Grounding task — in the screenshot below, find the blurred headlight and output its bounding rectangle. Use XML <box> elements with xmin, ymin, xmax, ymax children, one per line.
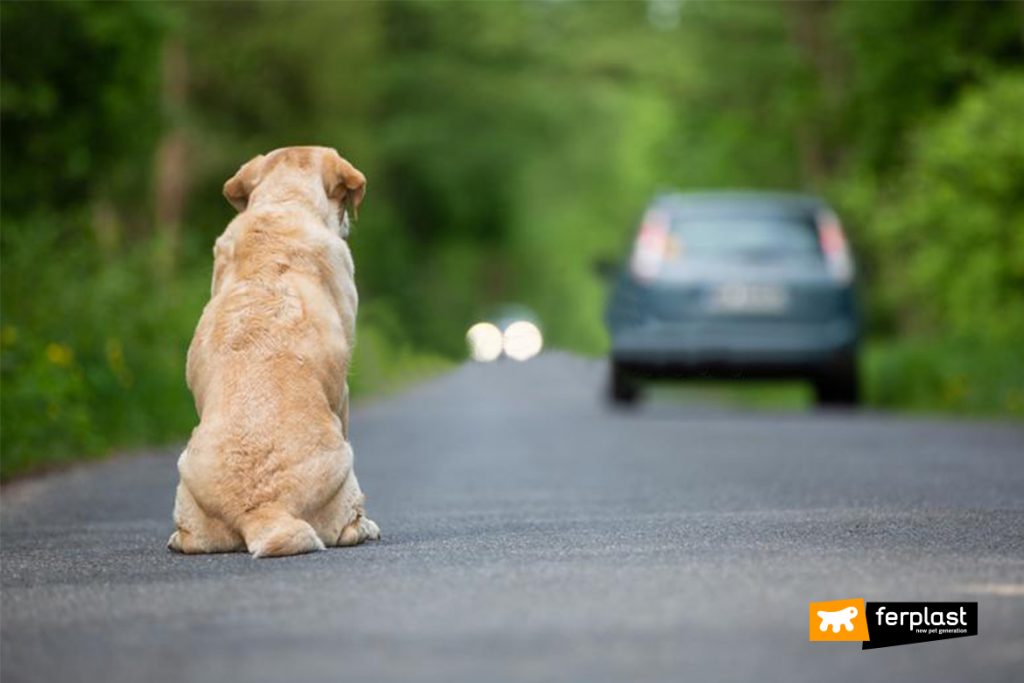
<box><xmin>466</xmin><ymin>322</ymin><xmax>503</xmax><ymax>362</ymax></box>
<box><xmin>502</xmin><ymin>320</ymin><xmax>543</xmax><ymax>361</ymax></box>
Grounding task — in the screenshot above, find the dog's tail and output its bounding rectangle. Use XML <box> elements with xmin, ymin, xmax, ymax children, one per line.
<box><xmin>240</xmin><ymin>505</ymin><xmax>325</xmax><ymax>559</ymax></box>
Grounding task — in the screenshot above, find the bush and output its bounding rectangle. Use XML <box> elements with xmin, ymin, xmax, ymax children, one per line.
<box><xmin>348</xmin><ymin>298</ymin><xmax>453</xmax><ymax>398</ymax></box>
<box><xmin>0</xmin><ymin>217</ymin><xmax>448</xmax><ymax>479</ymax></box>
<box><xmin>1</xmin><ymin>218</ymin><xmax>205</xmax><ymax>477</ymax></box>
<box><xmin>869</xmin><ymin>73</ymin><xmax>1024</xmax><ymax>343</ymax></box>
<box><xmin>864</xmin><ymin>340</ymin><xmax>1024</xmax><ymax>417</ymax></box>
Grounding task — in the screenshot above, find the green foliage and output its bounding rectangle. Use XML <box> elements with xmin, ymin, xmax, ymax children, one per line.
<box><xmin>834</xmin><ymin>0</ymin><xmax>1024</xmax><ymax>173</ymax></box>
<box><xmin>0</xmin><ymin>0</ymin><xmax>167</xmax><ymax>214</ymax></box>
<box><xmin>1</xmin><ymin>218</ymin><xmax>208</xmax><ymax>477</ymax></box>
<box><xmin>867</xmin><ymin>73</ymin><xmax>1024</xmax><ymax>343</ymax></box>
<box><xmin>865</xmin><ymin>339</ymin><xmax>1024</xmax><ymax>417</ymax></box>
<box><xmin>0</xmin><ymin>218</ymin><xmax>448</xmax><ymax>478</ymax></box>
<box><xmin>3</xmin><ymin>1</ymin><xmax>1023</xmax><ymax>477</ymax></box>
<box><xmin>348</xmin><ymin>308</ymin><xmax>453</xmax><ymax>399</ymax></box>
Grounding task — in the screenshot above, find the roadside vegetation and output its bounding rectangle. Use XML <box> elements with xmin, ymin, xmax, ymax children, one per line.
<box><xmin>2</xmin><ymin>1</ymin><xmax>1021</xmax><ymax>478</ymax></box>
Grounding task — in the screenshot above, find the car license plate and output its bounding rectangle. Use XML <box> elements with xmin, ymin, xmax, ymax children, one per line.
<box><xmin>708</xmin><ymin>283</ymin><xmax>788</xmax><ymax>313</ymax></box>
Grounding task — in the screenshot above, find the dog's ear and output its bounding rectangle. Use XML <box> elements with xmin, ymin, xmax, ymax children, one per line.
<box><xmin>223</xmin><ymin>154</ymin><xmax>266</xmax><ymax>212</ymax></box>
<box><xmin>322</xmin><ymin>150</ymin><xmax>366</xmax><ymax>222</ymax></box>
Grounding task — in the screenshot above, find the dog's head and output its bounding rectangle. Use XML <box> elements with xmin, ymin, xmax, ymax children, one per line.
<box><xmin>223</xmin><ymin>146</ymin><xmax>366</xmax><ymax>233</ymax></box>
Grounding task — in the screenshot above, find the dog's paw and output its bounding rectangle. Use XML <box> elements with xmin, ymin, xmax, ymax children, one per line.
<box><xmin>167</xmin><ymin>530</ymin><xmax>184</xmax><ymax>553</ymax></box>
<box><xmin>337</xmin><ymin>515</ymin><xmax>380</xmax><ymax>546</ymax></box>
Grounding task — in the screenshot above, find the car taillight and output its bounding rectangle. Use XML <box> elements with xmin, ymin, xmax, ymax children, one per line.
<box><xmin>631</xmin><ymin>209</ymin><xmax>671</xmax><ymax>281</ymax></box>
<box><xmin>817</xmin><ymin>211</ymin><xmax>854</xmax><ymax>283</ymax></box>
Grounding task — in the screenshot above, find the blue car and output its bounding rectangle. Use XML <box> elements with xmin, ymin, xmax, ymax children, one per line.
<box><xmin>605</xmin><ymin>192</ymin><xmax>860</xmax><ymax>406</ymax></box>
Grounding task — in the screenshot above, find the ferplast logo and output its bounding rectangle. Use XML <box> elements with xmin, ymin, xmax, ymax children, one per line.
<box><xmin>809</xmin><ymin>599</ymin><xmax>869</xmax><ymax>642</ymax></box>
<box><xmin>809</xmin><ymin>599</ymin><xmax>978</xmax><ymax>649</ymax></box>
<box><xmin>863</xmin><ymin>602</ymin><xmax>978</xmax><ymax>649</ymax></box>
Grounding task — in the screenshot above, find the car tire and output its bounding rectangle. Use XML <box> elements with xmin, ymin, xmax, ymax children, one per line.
<box><xmin>609</xmin><ymin>362</ymin><xmax>641</xmax><ymax>406</ymax></box>
<box><xmin>813</xmin><ymin>354</ymin><xmax>861</xmax><ymax>407</ymax></box>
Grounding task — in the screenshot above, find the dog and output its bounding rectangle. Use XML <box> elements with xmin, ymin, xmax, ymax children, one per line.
<box><xmin>168</xmin><ymin>146</ymin><xmax>380</xmax><ymax>558</ymax></box>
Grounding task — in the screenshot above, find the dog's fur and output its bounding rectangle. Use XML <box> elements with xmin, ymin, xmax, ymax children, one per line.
<box><xmin>168</xmin><ymin>146</ymin><xmax>379</xmax><ymax>558</ymax></box>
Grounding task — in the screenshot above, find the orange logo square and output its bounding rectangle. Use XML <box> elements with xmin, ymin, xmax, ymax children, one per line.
<box><xmin>809</xmin><ymin>598</ymin><xmax>870</xmax><ymax>642</ymax></box>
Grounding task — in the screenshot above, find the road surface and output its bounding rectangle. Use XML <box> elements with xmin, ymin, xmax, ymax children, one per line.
<box><xmin>2</xmin><ymin>353</ymin><xmax>1023</xmax><ymax>682</ymax></box>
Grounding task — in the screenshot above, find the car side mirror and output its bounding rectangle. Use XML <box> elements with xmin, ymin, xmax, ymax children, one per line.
<box><xmin>593</xmin><ymin>259</ymin><xmax>619</xmax><ymax>281</ymax></box>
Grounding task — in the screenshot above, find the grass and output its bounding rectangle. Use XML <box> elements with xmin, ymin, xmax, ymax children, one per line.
<box><xmin>863</xmin><ymin>339</ymin><xmax>1024</xmax><ymax>418</ymax></box>
<box><xmin>644</xmin><ymin>339</ymin><xmax>1023</xmax><ymax>418</ymax></box>
<box><xmin>0</xmin><ymin>223</ymin><xmax>453</xmax><ymax>481</ymax></box>
<box><xmin>651</xmin><ymin>381</ymin><xmax>813</xmax><ymax>411</ymax></box>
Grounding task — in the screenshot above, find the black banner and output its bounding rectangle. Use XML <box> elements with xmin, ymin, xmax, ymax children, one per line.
<box><xmin>863</xmin><ymin>602</ymin><xmax>978</xmax><ymax>650</ymax></box>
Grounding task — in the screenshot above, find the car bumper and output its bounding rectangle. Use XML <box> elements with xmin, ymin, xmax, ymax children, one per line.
<box><xmin>610</xmin><ymin>318</ymin><xmax>857</xmax><ymax>377</ymax></box>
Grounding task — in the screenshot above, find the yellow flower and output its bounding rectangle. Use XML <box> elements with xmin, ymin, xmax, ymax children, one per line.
<box><xmin>1007</xmin><ymin>390</ymin><xmax>1024</xmax><ymax>416</ymax></box>
<box><xmin>940</xmin><ymin>374</ymin><xmax>969</xmax><ymax>406</ymax></box>
<box><xmin>1</xmin><ymin>326</ymin><xmax>17</xmax><ymax>346</ymax></box>
<box><xmin>45</xmin><ymin>343</ymin><xmax>74</xmax><ymax>367</ymax></box>
<box><xmin>105</xmin><ymin>338</ymin><xmax>133</xmax><ymax>387</ymax></box>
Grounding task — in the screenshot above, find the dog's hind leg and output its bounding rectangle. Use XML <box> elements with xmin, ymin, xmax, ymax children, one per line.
<box><xmin>304</xmin><ymin>443</ymin><xmax>380</xmax><ymax>548</ymax></box>
<box><xmin>168</xmin><ymin>481</ymin><xmax>244</xmax><ymax>554</ymax></box>
<box><xmin>338</xmin><ymin>513</ymin><xmax>381</xmax><ymax>546</ymax></box>
<box><xmin>332</xmin><ymin>471</ymin><xmax>381</xmax><ymax>547</ymax></box>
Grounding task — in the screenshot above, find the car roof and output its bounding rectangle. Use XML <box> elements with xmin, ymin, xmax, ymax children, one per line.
<box><xmin>650</xmin><ymin>191</ymin><xmax>829</xmax><ymax>218</ymax></box>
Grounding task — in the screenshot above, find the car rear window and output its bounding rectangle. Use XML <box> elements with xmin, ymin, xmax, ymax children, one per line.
<box><xmin>669</xmin><ymin>215</ymin><xmax>820</xmax><ymax>259</ymax></box>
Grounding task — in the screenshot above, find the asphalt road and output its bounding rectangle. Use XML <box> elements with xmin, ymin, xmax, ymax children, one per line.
<box><xmin>2</xmin><ymin>353</ymin><xmax>1023</xmax><ymax>683</ymax></box>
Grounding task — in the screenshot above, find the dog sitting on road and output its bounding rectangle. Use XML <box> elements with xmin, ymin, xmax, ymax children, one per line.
<box><xmin>168</xmin><ymin>146</ymin><xmax>380</xmax><ymax>558</ymax></box>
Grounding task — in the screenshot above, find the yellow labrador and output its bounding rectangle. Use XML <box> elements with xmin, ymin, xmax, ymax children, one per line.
<box><xmin>169</xmin><ymin>146</ymin><xmax>380</xmax><ymax>558</ymax></box>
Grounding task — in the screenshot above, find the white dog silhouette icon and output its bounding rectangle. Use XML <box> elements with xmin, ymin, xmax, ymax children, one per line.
<box><xmin>817</xmin><ymin>606</ymin><xmax>858</xmax><ymax>633</ymax></box>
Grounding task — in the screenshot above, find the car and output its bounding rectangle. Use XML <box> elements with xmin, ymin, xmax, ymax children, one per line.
<box><xmin>604</xmin><ymin>191</ymin><xmax>860</xmax><ymax>406</ymax></box>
